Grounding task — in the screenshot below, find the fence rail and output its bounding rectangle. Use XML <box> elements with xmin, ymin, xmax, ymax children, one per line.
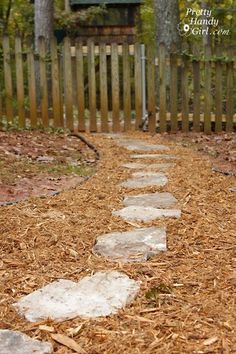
<box><xmin>0</xmin><ymin>35</ymin><xmax>235</xmax><ymax>133</ymax></box>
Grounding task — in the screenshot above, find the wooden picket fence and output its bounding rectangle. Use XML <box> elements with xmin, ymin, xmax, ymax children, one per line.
<box><xmin>0</xmin><ymin>35</ymin><xmax>235</xmax><ymax>133</ymax></box>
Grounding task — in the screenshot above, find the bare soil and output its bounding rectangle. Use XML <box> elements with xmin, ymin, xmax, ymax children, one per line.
<box><xmin>0</xmin><ymin>132</ymin><xmax>235</xmax><ymax>353</ymax></box>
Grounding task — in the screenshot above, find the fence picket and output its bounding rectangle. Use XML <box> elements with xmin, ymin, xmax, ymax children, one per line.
<box><xmin>27</xmin><ymin>43</ymin><xmax>37</xmax><ymax>128</ymax></box>
<box><xmin>87</xmin><ymin>40</ymin><xmax>97</xmax><ymax>132</ymax></box>
<box><xmin>123</xmin><ymin>43</ymin><xmax>131</xmax><ymax>131</ymax></box>
<box><xmin>134</xmin><ymin>43</ymin><xmax>142</xmax><ymax>129</ymax></box>
<box><xmin>182</xmin><ymin>54</ymin><xmax>189</xmax><ymax>132</ymax></box>
<box><xmin>111</xmin><ymin>43</ymin><xmax>120</xmax><ymax>132</ymax></box>
<box><xmin>38</xmin><ymin>36</ymin><xmax>49</xmax><ymax>127</ymax></box>
<box><xmin>192</xmin><ymin>45</ymin><xmax>200</xmax><ymax>132</ymax></box>
<box><xmin>215</xmin><ymin>46</ymin><xmax>222</xmax><ymax>133</ymax></box>
<box><xmin>76</xmin><ymin>41</ymin><xmax>85</xmax><ymax>132</ymax></box>
<box><xmin>159</xmin><ymin>43</ymin><xmax>166</xmax><ymax>132</ymax></box>
<box><xmin>51</xmin><ymin>37</ymin><xmax>63</xmax><ymax>128</ymax></box>
<box><xmin>226</xmin><ymin>47</ymin><xmax>233</xmax><ymax>132</ymax></box>
<box><xmin>3</xmin><ymin>35</ymin><xmax>14</xmax><ymax>124</ymax></box>
<box><xmin>147</xmin><ymin>45</ymin><xmax>156</xmax><ymax>133</ymax></box>
<box><xmin>15</xmin><ymin>36</ymin><xmax>25</xmax><ymax>128</ymax></box>
<box><xmin>170</xmin><ymin>48</ymin><xmax>178</xmax><ymax>132</ymax></box>
<box><xmin>99</xmin><ymin>43</ymin><xmax>108</xmax><ymax>132</ymax></box>
<box><xmin>204</xmin><ymin>45</ymin><xmax>212</xmax><ymax>133</ymax></box>
<box><xmin>63</xmin><ymin>37</ymin><xmax>73</xmax><ymax>130</ymax></box>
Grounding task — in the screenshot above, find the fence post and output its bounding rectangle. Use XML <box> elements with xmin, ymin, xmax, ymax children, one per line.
<box><xmin>3</xmin><ymin>35</ymin><xmax>14</xmax><ymax>125</ymax></box>
<box><xmin>215</xmin><ymin>45</ymin><xmax>222</xmax><ymax>132</ymax></box>
<box><xmin>204</xmin><ymin>45</ymin><xmax>212</xmax><ymax>133</ymax></box>
<box><xmin>99</xmin><ymin>42</ymin><xmax>108</xmax><ymax>132</ymax></box>
<box><xmin>147</xmin><ymin>45</ymin><xmax>156</xmax><ymax>133</ymax></box>
<box><xmin>134</xmin><ymin>43</ymin><xmax>142</xmax><ymax>129</ymax></box>
<box><xmin>159</xmin><ymin>43</ymin><xmax>166</xmax><ymax>132</ymax></box>
<box><xmin>51</xmin><ymin>37</ymin><xmax>63</xmax><ymax>128</ymax></box>
<box><xmin>38</xmin><ymin>36</ymin><xmax>49</xmax><ymax>127</ymax></box>
<box><xmin>111</xmin><ymin>43</ymin><xmax>120</xmax><ymax>132</ymax></box>
<box><xmin>123</xmin><ymin>43</ymin><xmax>131</xmax><ymax>131</ymax></box>
<box><xmin>192</xmin><ymin>44</ymin><xmax>200</xmax><ymax>132</ymax></box>
<box><xmin>170</xmin><ymin>46</ymin><xmax>178</xmax><ymax>132</ymax></box>
<box><xmin>226</xmin><ymin>46</ymin><xmax>233</xmax><ymax>132</ymax></box>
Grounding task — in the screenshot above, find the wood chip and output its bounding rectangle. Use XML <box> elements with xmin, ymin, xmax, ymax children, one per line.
<box><xmin>51</xmin><ymin>333</ymin><xmax>85</xmax><ymax>353</ymax></box>
<box><xmin>203</xmin><ymin>336</ymin><xmax>218</xmax><ymax>346</ymax></box>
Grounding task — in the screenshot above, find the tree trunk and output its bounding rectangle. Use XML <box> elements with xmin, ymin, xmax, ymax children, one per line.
<box><xmin>35</xmin><ymin>0</ymin><xmax>54</xmax><ymax>51</ymax></box>
<box><xmin>154</xmin><ymin>0</ymin><xmax>181</xmax><ymax>52</ymax></box>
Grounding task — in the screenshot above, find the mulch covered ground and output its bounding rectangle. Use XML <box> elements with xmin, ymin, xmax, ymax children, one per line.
<box><xmin>0</xmin><ymin>131</ymin><xmax>235</xmax><ymax>353</ymax></box>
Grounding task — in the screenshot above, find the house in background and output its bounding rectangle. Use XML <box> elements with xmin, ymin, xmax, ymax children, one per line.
<box><xmin>69</xmin><ymin>0</ymin><xmax>142</xmax><ymax>43</ymax></box>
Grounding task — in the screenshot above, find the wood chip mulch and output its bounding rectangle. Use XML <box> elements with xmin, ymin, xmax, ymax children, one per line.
<box><xmin>0</xmin><ymin>132</ymin><xmax>235</xmax><ymax>354</ymax></box>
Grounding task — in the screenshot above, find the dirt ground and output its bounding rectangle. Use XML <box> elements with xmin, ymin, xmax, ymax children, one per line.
<box><xmin>0</xmin><ymin>131</ymin><xmax>235</xmax><ymax>354</ymax></box>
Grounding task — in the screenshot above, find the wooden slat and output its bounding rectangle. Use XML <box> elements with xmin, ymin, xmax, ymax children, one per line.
<box><xmin>111</xmin><ymin>43</ymin><xmax>120</xmax><ymax>132</ymax></box>
<box><xmin>27</xmin><ymin>43</ymin><xmax>37</xmax><ymax>128</ymax></box>
<box><xmin>99</xmin><ymin>42</ymin><xmax>108</xmax><ymax>132</ymax></box>
<box><xmin>38</xmin><ymin>36</ymin><xmax>49</xmax><ymax>127</ymax></box>
<box><xmin>203</xmin><ymin>45</ymin><xmax>212</xmax><ymax>133</ymax></box>
<box><xmin>215</xmin><ymin>45</ymin><xmax>222</xmax><ymax>132</ymax></box>
<box><xmin>15</xmin><ymin>36</ymin><xmax>25</xmax><ymax>128</ymax></box>
<box><xmin>170</xmin><ymin>48</ymin><xmax>178</xmax><ymax>132</ymax></box>
<box><xmin>63</xmin><ymin>37</ymin><xmax>73</xmax><ymax>130</ymax></box>
<box><xmin>226</xmin><ymin>47</ymin><xmax>233</xmax><ymax>132</ymax></box>
<box><xmin>0</xmin><ymin>72</ymin><xmax>3</xmax><ymax>125</ymax></box>
<box><xmin>192</xmin><ymin>45</ymin><xmax>200</xmax><ymax>132</ymax></box>
<box><xmin>181</xmin><ymin>54</ymin><xmax>189</xmax><ymax>132</ymax></box>
<box><xmin>3</xmin><ymin>35</ymin><xmax>14</xmax><ymax>124</ymax></box>
<box><xmin>123</xmin><ymin>43</ymin><xmax>131</xmax><ymax>131</ymax></box>
<box><xmin>87</xmin><ymin>40</ymin><xmax>97</xmax><ymax>132</ymax></box>
<box><xmin>147</xmin><ymin>45</ymin><xmax>156</xmax><ymax>133</ymax></box>
<box><xmin>76</xmin><ymin>40</ymin><xmax>85</xmax><ymax>132</ymax></box>
<box><xmin>134</xmin><ymin>43</ymin><xmax>142</xmax><ymax>129</ymax></box>
<box><xmin>159</xmin><ymin>43</ymin><xmax>166</xmax><ymax>132</ymax></box>
<box><xmin>51</xmin><ymin>37</ymin><xmax>63</xmax><ymax>128</ymax></box>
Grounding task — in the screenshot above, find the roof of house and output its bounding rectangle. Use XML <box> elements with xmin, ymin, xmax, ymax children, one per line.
<box><xmin>70</xmin><ymin>0</ymin><xmax>142</xmax><ymax>5</ymax></box>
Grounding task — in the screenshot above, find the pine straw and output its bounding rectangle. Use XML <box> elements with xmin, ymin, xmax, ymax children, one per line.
<box><xmin>0</xmin><ymin>132</ymin><xmax>235</xmax><ymax>354</ymax></box>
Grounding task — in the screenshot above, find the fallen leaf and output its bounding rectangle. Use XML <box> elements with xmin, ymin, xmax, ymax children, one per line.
<box><xmin>51</xmin><ymin>333</ymin><xmax>85</xmax><ymax>353</ymax></box>
<box><xmin>203</xmin><ymin>336</ymin><xmax>218</xmax><ymax>346</ymax></box>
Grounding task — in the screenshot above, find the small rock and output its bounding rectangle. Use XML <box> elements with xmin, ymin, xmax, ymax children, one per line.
<box><xmin>0</xmin><ymin>330</ymin><xmax>53</xmax><ymax>354</ymax></box>
<box><xmin>229</xmin><ymin>187</ymin><xmax>236</xmax><ymax>192</ymax></box>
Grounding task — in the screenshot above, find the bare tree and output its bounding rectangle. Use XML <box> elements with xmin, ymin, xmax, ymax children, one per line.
<box><xmin>154</xmin><ymin>0</ymin><xmax>181</xmax><ymax>51</ymax></box>
<box><xmin>35</xmin><ymin>0</ymin><xmax>54</xmax><ymax>50</ymax></box>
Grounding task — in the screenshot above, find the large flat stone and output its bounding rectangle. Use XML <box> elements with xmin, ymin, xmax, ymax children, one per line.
<box><xmin>119</xmin><ymin>142</ymin><xmax>169</xmax><ymax>151</ymax></box>
<box><xmin>130</xmin><ymin>154</ymin><xmax>176</xmax><ymax>160</ymax></box>
<box><xmin>0</xmin><ymin>330</ymin><xmax>53</xmax><ymax>354</ymax></box>
<box><xmin>93</xmin><ymin>227</ymin><xmax>166</xmax><ymax>263</ymax></box>
<box><xmin>123</xmin><ymin>192</ymin><xmax>178</xmax><ymax>208</ymax></box>
<box><xmin>122</xmin><ymin>162</ymin><xmax>174</xmax><ymax>172</ymax></box>
<box><xmin>14</xmin><ymin>271</ymin><xmax>140</xmax><ymax>322</ymax></box>
<box><xmin>113</xmin><ymin>206</ymin><xmax>181</xmax><ymax>222</ymax></box>
<box><xmin>120</xmin><ymin>172</ymin><xmax>168</xmax><ymax>189</ymax></box>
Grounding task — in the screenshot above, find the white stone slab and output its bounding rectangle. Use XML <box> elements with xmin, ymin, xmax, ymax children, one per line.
<box><xmin>14</xmin><ymin>271</ymin><xmax>140</xmax><ymax>322</ymax></box>
<box><xmin>0</xmin><ymin>330</ymin><xmax>53</xmax><ymax>354</ymax></box>
<box><xmin>120</xmin><ymin>174</ymin><xmax>168</xmax><ymax>188</ymax></box>
<box><xmin>113</xmin><ymin>206</ymin><xmax>181</xmax><ymax>222</ymax></box>
<box><xmin>120</xmin><ymin>143</ymin><xmax>169</xmax><ymax>151</ymax></box>
<box><xmin>122</xmin><ymin>162</ymin><xmax>174</xmax><ymax>172</ymax></box>
<box><xmin>130</xmin><ymin>154</ymin><xmax>176</xmax><ymax>160</ymax></box>
<box><xmin>123</xmin><ymin>192</ymin><xmax>178</xmax><ymax>208</ymax></box>
<box><xmin>93</xmin><ymin>227</ymin><xmax>166</xmax><ymax>263</ymax></box>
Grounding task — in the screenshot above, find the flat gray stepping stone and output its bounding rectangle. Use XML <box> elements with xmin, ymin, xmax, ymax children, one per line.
<box><xmin>93</xmin><ymin>227</ymin><xmax>166</xmax><ymax>263</ymax></box>
<box><xmin>122</xmin><ymin>162</ymin><xmax>174</xmax><ymax>172</ymax></box>
<box><xmin>123</xmin><ymin>192</ymin><xmax>178</xmax><ymax>208</ymax></box>
<box><xmin>119</xmin><ymin>142</ymin><xmax>169</xmax><ymax>151</ymax></box>
<box><xmin>14</xmin><ymin>271</ymin><xmax>139</xmax><ymax>322</ymax></box>
<box><xmin>0</xmin><ymin>330</ymin><xmax>53</xmax><ymax>354</ymax></box>
<box><xmin>130</xmin><ymin>154</ymin><xmax>176</xmax><ymax>160</ymax></box>
<box><xmin>113</xmin><ymin>206</ymin><xmax>181</xmax><ymax>222</ymax></box>
<box><xmin>120</xmin><ymin>173</ymin><xmax>168</xmax><ymax>188</ymax></box>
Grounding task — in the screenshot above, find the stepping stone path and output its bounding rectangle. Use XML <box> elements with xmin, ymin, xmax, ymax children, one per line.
<box><xmin>0</xmin><ymin>330</ymin><xmax>53</xmax><ymax>354</ymax></box>
<box><xmin>93</xmin><ymin>227</ymin><xmax>167</xmax><ymax>263</ymax></box>
<box><xmin>122</xmin><ymin>162</ymin><xmax>174</xmax><ymax>172</ymax></box>
<box><xmin>7</xmin><ymin>134</ymin><xmax>181</xmax><ymax>350</ymax></box>
<box><xmin>120</xmin><ymin>172</ymin><xmax>168</xmax><ymax>188</ymax></box>
<box><xmin>14</xmin><ymin>271</ymin><xmax>140</xmax><ymax>322</ymax></box>
<box><xmin>113</xmin><ymin>206</ymin><xmax>181</xmax><ymax>222</ymax></box>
